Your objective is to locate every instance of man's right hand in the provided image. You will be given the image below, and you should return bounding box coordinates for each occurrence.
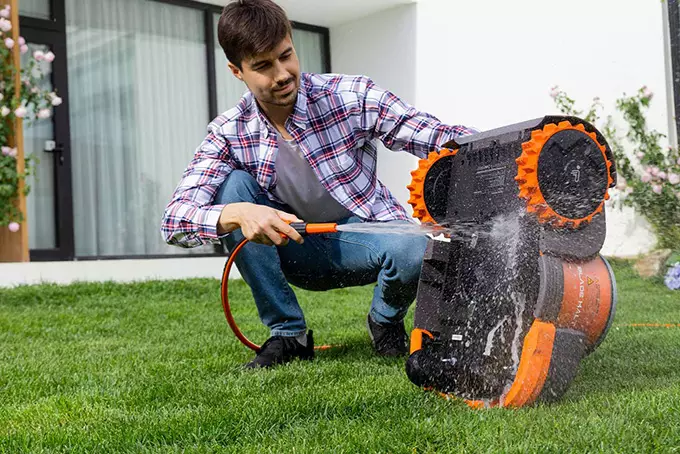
[217,202,304,246]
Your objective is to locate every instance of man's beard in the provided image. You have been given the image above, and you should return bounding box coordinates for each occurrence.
[266,78,298,106]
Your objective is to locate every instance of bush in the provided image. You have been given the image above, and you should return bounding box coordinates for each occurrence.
[550,85,680,250]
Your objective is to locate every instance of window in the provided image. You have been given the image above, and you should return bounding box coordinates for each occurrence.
[19,0,51,20]
[66,0,210,257]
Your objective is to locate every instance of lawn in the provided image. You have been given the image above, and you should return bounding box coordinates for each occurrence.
[0,259,679,453]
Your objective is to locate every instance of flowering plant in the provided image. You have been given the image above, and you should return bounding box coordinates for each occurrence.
[550,85,680,251]
[1,4,62,232]
[664,262,680,290]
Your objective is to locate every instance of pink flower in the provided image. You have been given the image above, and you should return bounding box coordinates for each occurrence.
[658,171,667,180]
[650,166,660,176]
[14,106,26,118]
[43,51,55,63]
[642,85,653,99]
[669,173,680,185]
[33,50,44,61]
[636,152,645,159]
[51,96,62,106]
[1,147,17,158]
[549,86,559,99]
[641,172,652,183]
[652,184,663,194]
[0,106,9,116]
[8,222,20,233]
[37,108,51,119]
[18,36,25,46]
[0,6,9,19]
[20,44,28,54]
[0,18,11,32]
[4,37,14,49]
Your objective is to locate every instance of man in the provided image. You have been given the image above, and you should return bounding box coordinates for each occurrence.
[161,0,477,369]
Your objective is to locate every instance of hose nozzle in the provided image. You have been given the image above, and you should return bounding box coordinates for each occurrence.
[289,222,338,236]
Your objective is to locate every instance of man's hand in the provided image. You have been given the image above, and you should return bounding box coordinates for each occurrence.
[218,202,304,246]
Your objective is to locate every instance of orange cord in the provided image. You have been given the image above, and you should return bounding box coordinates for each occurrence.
[220,234,337,352]
[616,323,680,328]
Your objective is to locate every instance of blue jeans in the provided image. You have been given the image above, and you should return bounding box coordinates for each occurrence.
[217,170,428,338]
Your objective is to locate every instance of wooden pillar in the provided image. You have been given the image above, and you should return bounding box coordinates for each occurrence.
[0,0,29,262]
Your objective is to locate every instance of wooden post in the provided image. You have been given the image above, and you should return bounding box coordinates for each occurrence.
[0,0,29,262]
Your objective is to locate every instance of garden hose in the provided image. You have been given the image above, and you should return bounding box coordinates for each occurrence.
[220,222,338,352]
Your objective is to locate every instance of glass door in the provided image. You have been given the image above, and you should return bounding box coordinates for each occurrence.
[20,26,74,260]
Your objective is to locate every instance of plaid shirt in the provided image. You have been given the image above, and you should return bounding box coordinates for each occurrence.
[161,73,477,248]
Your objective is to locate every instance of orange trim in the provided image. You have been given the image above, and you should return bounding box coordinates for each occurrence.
[409,328,434,354]
[515,121,613,229]
[618,323,680,328]
[501,320,556,408]
[305,223,338,235]
[556,256,612,345]
[407,148,458,224]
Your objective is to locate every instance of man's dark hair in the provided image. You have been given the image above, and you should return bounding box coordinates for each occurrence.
[218,0,293,69]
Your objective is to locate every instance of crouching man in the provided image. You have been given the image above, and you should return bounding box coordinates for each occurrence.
[161,0,477,369]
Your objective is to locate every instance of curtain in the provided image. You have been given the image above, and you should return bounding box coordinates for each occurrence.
[66,0,211,257]
[23,44,56,250]
[214,15,328,114]
[19,0,50,20]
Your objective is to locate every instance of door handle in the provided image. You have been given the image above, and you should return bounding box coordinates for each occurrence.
[44,140,65,165]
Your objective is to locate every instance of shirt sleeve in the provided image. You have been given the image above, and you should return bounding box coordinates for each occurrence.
[361,77,479,158]
[160,129,236,248]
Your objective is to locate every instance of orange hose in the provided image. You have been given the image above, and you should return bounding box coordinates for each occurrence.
[220,224,339,352]
[220,238,260,351]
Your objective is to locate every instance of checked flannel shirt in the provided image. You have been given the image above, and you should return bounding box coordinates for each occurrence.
[161,73,477,248]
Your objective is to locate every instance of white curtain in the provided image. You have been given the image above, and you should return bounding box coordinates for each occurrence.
[66,0,211,257]
[214,16,328,114]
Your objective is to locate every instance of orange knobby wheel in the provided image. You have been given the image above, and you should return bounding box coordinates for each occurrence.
[515,121,614,229]
[407,148,458,224]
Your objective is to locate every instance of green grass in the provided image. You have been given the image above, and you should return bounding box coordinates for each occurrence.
[0,259,679,453]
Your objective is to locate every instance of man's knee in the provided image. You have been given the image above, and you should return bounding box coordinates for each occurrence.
[214,170,262,205]
[385,235,428,282]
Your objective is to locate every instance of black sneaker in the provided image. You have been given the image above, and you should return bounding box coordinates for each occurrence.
[245,330,315,369]
[367,315,408,357]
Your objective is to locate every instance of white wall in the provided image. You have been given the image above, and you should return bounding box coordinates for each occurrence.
[331,3,421,210]
[411,0,667,256]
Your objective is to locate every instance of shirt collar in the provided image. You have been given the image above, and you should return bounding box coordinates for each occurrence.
[288,84,308,130]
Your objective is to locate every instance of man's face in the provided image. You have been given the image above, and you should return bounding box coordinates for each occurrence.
[229,35,300,108]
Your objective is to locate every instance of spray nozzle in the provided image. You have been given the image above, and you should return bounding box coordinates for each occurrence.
[288,222,338,236]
